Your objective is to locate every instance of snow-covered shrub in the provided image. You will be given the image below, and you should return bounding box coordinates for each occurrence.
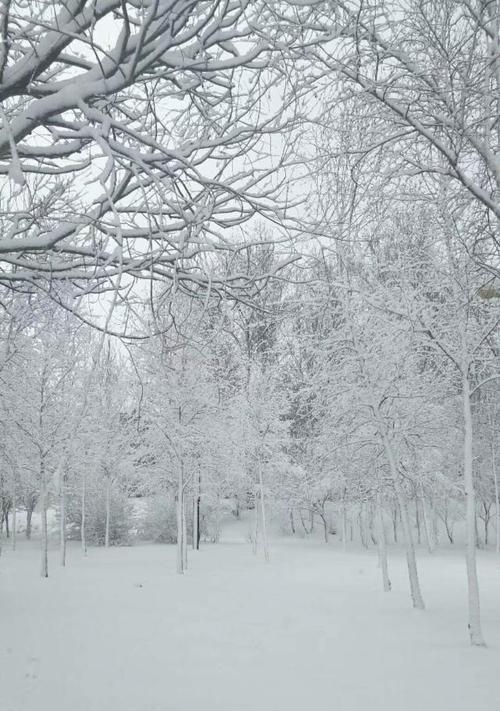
[138,497,178,543]
[66,489,134,546]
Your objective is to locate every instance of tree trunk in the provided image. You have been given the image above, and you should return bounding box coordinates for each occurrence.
[214,493,221,544]
[60,475,66,567]
[182,495,188,570]
[4,509,9,538]
[444,515,454,544]
[463,371,486,645]
[420,490,434,554]
[341,499,347,551]
[104,477,111,548]
[192,496,198,551]
[483,504,490,547]
[322,514,329,543]
[376,495,391,592]
[382,431,425,609]
[26,505,33,540]
[415,497,421,545]
[12,484,16,552]
[176,463,184,574]
[299,509,311,534]
[40,463,48,579]
[475,510,482,549]
[368,503,377,545]
[491,438,500,555]
[392,505,398,543]
[176,495,183,574]
[0,476,4,556]
[81,472,87,556]
[358,506,368,548]
[258,462,270,562]
[399,494,424,607]
[196,489,201,550]
[398,492,425,608]
[252,497,259,555]
[289,509,296,534]
[192,472,201,550]
[430,502,439,547]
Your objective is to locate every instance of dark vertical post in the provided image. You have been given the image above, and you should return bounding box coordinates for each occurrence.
[196,473,201,550]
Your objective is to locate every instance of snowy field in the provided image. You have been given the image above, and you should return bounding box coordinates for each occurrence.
[1,536,500,711]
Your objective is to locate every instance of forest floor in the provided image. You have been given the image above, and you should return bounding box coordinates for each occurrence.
[1,528,500,711]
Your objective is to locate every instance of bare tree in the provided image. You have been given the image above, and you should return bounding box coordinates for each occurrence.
[0,1,312,304]
[309,1,500,269]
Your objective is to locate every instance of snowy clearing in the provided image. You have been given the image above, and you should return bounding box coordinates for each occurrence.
[1,538,499,711]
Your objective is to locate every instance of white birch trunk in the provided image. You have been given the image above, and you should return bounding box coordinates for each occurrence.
[40,462,48,578]
[485,6,500,552]
[252,496,259,555]
[60,475,66,567]
[11,481,16,552]
[81,472,87,556]
[491,437,500,555]
[176,494,183,574]
[321,513,329,544]
[462,371,486,645]
[382,431,425,609]
[415,497,421,545]
[182,495,188,570]
[0,475,4,556]
[420,488,434,554]
[368,503,377,545]
[258,462,270,562]
[341,499,347,552]
[399,492,425,608]
[376,495,391,592]
[104,477,111,549]
[176,463,184,574]
[214,493,221,544]
[494,466,500,556]
[192,496,198,551]
[431,503,439,547]
[358,505,368,548]
[392,505,398,544]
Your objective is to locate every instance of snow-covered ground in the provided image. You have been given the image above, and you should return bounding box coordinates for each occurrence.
[1,529,499,711]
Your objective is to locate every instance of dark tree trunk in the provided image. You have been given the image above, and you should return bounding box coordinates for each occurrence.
[196,495,201,550]
[482,503,491,547]
[319,512,329,543]
[300,509,312,534]
[392,505,399,544]
[26,507,33,540]
[415,498,421,545]
[475,511,482,549]
[358,507,368,548]
[444,516,454,544]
